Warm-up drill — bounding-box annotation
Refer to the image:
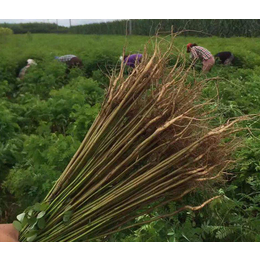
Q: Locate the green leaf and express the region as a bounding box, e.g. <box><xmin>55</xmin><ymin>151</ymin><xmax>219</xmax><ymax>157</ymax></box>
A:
<box><xmin>27</xmin><ymin>234</ymin><xmax>37</xmax><ymax>242</ymax></box>
<box><xmin>40</xmin><ymin>202</ymin><xmax>49</xmax><ymax>211</ymax></box>
<box><xmin>29</xmin><ymin>220</ymin><xmax>38</xmax><ymax>229</ymax></box>
<box><xmin>37</xmin><ymin>211</ymin><xmax>46</xmax><ymax>219</ymax></box>
<box><xmin>13</xmin><ymin>220</ymin><xmax>22</xmax><ymax>231</ymax></box>
<box><xmin>33</xmin><ymin>203</ymin><xmax>41</xmax><ymax>212</ymax></box>
<box><xmin>24</xmin><ymin>230</ymin><xmax>38</xmax><ymax>238</ymax></box>
<box><xmin>27</xmin><ymin>216</ymin><xmax>37</xmax><ymax>226</ymax></box>
<box><xmin>17</xmin><ymin>213</ymin><xmax>25</xmax><ymax>222</ymax></box>
<box><xmin>27</xmin><ymin>209</ymin><xmax>33</xmax><ymax>217</ymax></box>
<box><xmin>37</xmin><ymin>218</ymin><xmax>46</xmax><ymax>229</ymax></box>
<box><xmin>21</xmin><ymin>217</ymin><xmax>28</xmax><ymax>227</ymax></box>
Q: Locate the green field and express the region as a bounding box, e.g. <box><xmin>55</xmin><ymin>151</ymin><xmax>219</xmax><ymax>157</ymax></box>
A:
<box><xmin>1</xmin><ymin>34</ymin><xmax>260</xmax><ymax>241</ymax></box>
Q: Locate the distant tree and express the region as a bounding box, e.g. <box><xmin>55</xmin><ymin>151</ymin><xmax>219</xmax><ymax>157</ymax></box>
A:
<box><xmin>0</xmin><ymin>23</ymin><xmax>69</xmax><ymax>34</ymax></box>
<box><xmin>0</xmin><ymin>27</ymin><xmax>13</xmax><ymax>36</ymax></box>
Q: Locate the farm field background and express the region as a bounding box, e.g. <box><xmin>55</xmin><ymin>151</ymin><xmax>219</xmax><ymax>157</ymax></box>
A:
<box><xmin>1</xmin><ymin>34</ymin><xmax>260</xmax><ymax>241</ymax></box>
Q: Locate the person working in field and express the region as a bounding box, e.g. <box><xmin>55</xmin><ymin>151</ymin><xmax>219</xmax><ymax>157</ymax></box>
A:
<box><xmin>18</xmin><ymin>59</ymin><xmax>37</xmax><ymax>80</ymax></box>
<box><xmin>214</xmin><ymin>51</ymin><xmax>234</xmax><ymax>65</ymax></box>
<box><xmin>55</xmin><ymin>55</ymin><xmax>83</xmax><ymax>69</ymax></box>
<box><xmin>187</xmin><ymin>43</ymin><xmax>215</xmax><ymax>73</ymax></box>
<box><xmin>120</xmin><ymin>54</ymin><xmax>143</xmax><ymax>68</ymax></box>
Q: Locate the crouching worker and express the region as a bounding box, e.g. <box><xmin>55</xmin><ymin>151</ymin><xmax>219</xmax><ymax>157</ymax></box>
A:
<box><xmin>120</xmin><ymin>54</ymin><xmax>142</xmax><ymax>68</ymax></box>
<box><xmin>18</xmin><ymin>59</ymin><xmax>37</xmax><ymax>80</ymax></box>
<box><xmin>215</xmin><ymin>52</ymin><xmax>234</xmax><ymax>65</ymax></box>
<box><xmin>187</xmin><ymin>43</ymin><xmax>215</xmax><ymax>73</ymax></box>
<box><xmin>55</xmin><ymin>55</ymin><xmax>83</xmax><ymax>69</ymax></box>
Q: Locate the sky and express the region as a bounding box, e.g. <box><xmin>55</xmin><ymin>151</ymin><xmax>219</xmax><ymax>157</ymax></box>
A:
<box><xmin>0</xmin><ymin>19</ymin><xmax>118</xmax><ymax>27</ymax></box>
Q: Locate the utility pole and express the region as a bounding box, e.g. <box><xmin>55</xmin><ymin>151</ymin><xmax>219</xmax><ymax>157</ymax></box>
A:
<box><xmin>56</xmin><ymin>19</ymin><xmax>58</xmax><ymax>30</ymax></box>
<box><xmin>69</xmin><ymin>19</ymin><xmax>72</xmax><ymax>27</ymax></box>
<box><xmin>129</xmin><ymin>19</ymin><xmax>132</xmax><ymax>35</ymax></box>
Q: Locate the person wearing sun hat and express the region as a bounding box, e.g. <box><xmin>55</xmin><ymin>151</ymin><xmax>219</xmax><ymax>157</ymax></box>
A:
<box><xmin>120</xmin><ymin>53</ymin><xmax>143</xmax><ymax>68</ymax></box>
<box><xmin>55</xmin><ymin>54</ymin><xmax>83</xmax><ymax>69</ymax></box>
<box><xmin>18</xmin><ymin>59</ymin><xmax>37</xmax><ymax>80</ymax></box>
<box><xmin>187</xmin><ymin>43</ymin><xmax>215</xmax><ymax>73</ymax></box>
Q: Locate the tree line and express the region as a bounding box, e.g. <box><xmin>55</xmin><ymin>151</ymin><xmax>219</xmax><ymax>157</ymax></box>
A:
<box><xmin>1</xmin><ymin>20</ymin><xmax>260</xmax><ymax>37</ymax></box>
<box><xmin>0</xmin><ymin>23</ymin><xmax>69</xmax><ymax>34</ymax></box>
<box><xmin>70</xmin><ymin>19</ymin><xmax>260</xmax><ymax>37</ymax></box>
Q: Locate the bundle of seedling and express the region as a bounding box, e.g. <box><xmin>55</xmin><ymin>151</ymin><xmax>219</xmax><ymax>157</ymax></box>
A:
<box><xmin>14</xmin><ymin>36</ymin><xmax>245</xmax><ymax>242</ymax></box>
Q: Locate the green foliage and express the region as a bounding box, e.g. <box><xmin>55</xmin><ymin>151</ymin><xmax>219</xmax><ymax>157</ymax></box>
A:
<box><xmin>0</xmin><ymin>80</ymin><xmax>9</xmax><ymax>97</ymax></box>
<box><xmin>111</xmin><ymin>182</ymin><xmax>260</xmax><ymax>242</ymax></box>
<box><xmin>12</xmin><ymin>201</ymin><xmax>50</xmax><ymax>241</ymax></box>
<box><xmin>0</xmin><ymin>101</ymin><xmax>19</xmax><ymax>143</ymax></box>
<box><xmin>3</xmin><ymin>134</ymin><xmax>81</xmax><ymax>208</ymax></box>
<box><xmin>0</xmin><ymin>27</ymin><xmax>13</xmax><ymax>35</ymax></box>
<box><xmin>0</xmin><ymin>23</ymin><xmax>68</xmax><ymax>34</ymax></box>
<box><xmin>92</xmin><ymin>70</ymin><xmax>109</xmax><ymax>87</ymax></box>
<box><xmin>0</xmin><ymin>35</ymin><xmax>110</xmax><ymax>214</ymax></box>
<box><xmin>18</xmin><ymin>60</ymin><xmax>67</xmax><ymax>99</ymax></box>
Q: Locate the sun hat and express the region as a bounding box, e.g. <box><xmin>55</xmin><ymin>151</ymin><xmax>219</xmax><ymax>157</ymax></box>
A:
<box><xmin>27</xmin><ymin>59</ymin><xmax>37</xmax><ymax>65</ymax></box>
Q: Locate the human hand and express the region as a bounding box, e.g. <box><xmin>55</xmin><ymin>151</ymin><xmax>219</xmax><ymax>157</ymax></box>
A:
<box><xmin>0</xmin><ymin>224</ymin><xmax>19</xmax><ymax>242</ymax></box>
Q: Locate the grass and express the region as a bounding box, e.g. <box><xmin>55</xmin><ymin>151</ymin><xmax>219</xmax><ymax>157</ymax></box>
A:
<box><xmin>1</xmin><ymin>34</ymin><xmax>260</xmax><ymax>67</ymax></box>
